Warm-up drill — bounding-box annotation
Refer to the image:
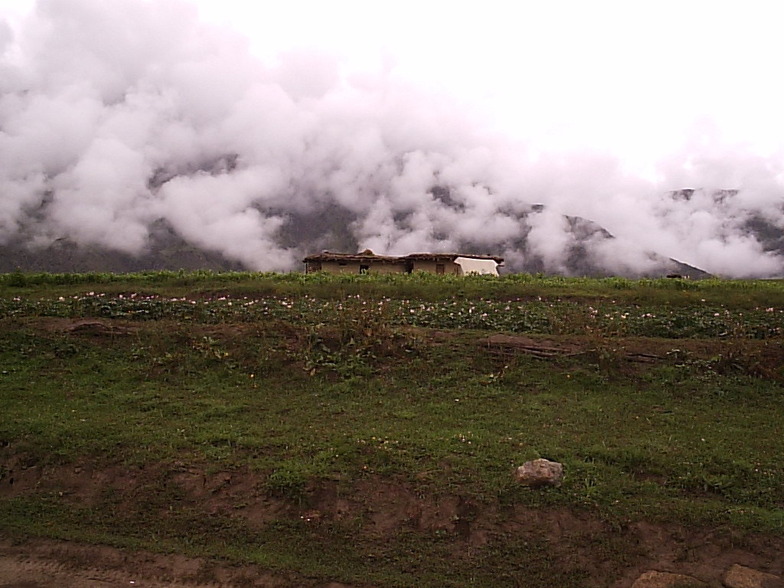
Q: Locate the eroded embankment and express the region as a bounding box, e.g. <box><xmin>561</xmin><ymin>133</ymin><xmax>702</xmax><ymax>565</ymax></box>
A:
<box><xmin>1</xmin><ymin>458</ymin><xmax>783</xmax><ymax>588</ymax></box>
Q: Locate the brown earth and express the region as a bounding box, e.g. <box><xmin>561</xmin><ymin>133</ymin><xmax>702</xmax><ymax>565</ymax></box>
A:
<box><xmin>2</xmin><ymin>459</ymin><xmax>783</xmax><ymax>587</ymax></box>
<box><xmin>0</xmin><ymin>538</ymin><xmax>306</xmax><ymax>587</ymax></box>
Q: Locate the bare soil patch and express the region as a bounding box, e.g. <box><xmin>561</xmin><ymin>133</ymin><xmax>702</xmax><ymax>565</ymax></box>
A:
<box><xmin>2</xmin><ymin>460</ymin><xmax>783</xmax><ymax>587</ymax></box>
<box><xmin>0</xmin><ymin>538</ymin><xmax>309</xmax><ymax>588</ymax></box>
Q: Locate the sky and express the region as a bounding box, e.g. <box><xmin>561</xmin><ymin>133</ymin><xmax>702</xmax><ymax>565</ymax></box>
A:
<box><xmin>141</xmin><ymin>1</ymin><xmax>784</xmax><ymax>165</ymax></box>
<box><xmin>1</xmin><ymin>0</ymin><xmax>784</xmax><ymax>276</ymax></box>
<box><xmin>175</xmin><ymin>0</ymin><xmax>784</xmax><ymax>170</ymax></box>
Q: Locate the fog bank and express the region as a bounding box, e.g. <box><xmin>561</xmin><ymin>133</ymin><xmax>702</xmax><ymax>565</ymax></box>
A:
<box><xmin>2</xmin><ymin>0</ymin><xmax>783</xmax><ymax>277</ymax></box>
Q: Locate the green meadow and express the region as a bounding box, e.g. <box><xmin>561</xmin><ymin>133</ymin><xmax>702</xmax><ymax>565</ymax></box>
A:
<box><xmin>1</xmin><ymin>271</ymin><xmax>783</xmax><ymax>587</ymax></box>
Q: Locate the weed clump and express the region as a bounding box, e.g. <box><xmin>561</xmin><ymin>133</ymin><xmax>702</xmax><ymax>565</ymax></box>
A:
<box><xmin>302</xmin><ymin>297</ymin><xmax>417</xmax><ymax>379</ymax></box>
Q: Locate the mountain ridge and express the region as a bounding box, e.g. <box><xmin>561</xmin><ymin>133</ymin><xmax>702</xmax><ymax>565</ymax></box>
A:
<box><xmin>0</xmin><ymin>204</ymin><xmax>712</xmax><ymax>278</ymax></box>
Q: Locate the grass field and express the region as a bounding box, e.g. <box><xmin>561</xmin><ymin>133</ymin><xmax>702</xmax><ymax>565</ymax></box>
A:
<box><xmin>1</xmin><ymin>271</ymin><xmax>783</xmax><ymax>587</ymax></box>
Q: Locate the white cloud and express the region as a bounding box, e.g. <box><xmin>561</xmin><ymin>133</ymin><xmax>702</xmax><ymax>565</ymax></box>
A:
<box><xmin>1</xmin><ymin>0</ymin><xmax>783</xmax><ymax>276</ymax></box>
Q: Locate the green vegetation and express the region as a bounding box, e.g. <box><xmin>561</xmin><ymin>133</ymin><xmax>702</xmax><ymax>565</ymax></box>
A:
<box><xmin>1</xmin><ymin>270</ymin><xmax>783</xmax><ymax>586</ymax></box>
<box><xmin>3</xmin><ymin>268</ymin><xmax>784</xmax><ymax>306</ymax></box>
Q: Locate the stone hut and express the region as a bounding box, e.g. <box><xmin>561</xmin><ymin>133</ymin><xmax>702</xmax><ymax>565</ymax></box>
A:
<box><xmin>303</xmin><ymin>250</ymin><xmax>504</xmax><ymax>276</ymax></box>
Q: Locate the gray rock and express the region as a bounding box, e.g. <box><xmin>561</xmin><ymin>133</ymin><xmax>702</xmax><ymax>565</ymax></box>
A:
<box><xmin>631</xmin><ymin>570</ymin><xmax>706</xmax><ymax>587</ymax></box>
<box><xmin>514</xmin><ymin>458</ymin><xmax>564</xmax><ymax>488</ymax></box>
<box><xmin>723</xmin><ymin>564</ymin><xmax>782</xmax><ymax>588</ymax></box>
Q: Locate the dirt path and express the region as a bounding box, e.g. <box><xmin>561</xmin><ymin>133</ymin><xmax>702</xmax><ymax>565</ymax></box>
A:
<box><xmin>0</xmin><ymin>555</ymin><xmax>171</xmax><ymax>587</ymax></box>
<box><xmin>0</xmin><ymin>551</ymin><xmax>221</xmax><ymax>587</ymax></box>
<box><xmin>0</xmin><ymin>539</ymin><xmax>309</xmax><ymax>588</ymax></box>
<box><xmin>0</xmin><ymin>560</ymin><xmax>212</xmax><ymax>587</ymax></box>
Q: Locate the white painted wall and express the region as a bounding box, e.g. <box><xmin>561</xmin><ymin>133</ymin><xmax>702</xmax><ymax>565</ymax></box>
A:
<box><xmin>454</xmin><ymin>257</ymin><xmax>499</xmax><ymax>276</ymax></box>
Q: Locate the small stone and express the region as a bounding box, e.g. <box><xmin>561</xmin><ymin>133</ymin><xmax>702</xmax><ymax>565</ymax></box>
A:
<box><xmin>514</xmin><ymin>458</ymin><xmax>564</xmax><ymax>487</ymax></box>
<box><xmin>631</xmin><ymin>570</ymin><xmax>706</xmax><ymax>588</ymax></box>
<box><xmin>723</xmin><ymin>564</ymin><xmax>782</xmax><ymax>588</ymax></box>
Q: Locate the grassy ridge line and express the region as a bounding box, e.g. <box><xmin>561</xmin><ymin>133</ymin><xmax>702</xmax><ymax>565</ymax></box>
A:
<box><xmin>3</xmin><ymin>269</ymin><xmax>784</xmax><ymax>307</ymax></box>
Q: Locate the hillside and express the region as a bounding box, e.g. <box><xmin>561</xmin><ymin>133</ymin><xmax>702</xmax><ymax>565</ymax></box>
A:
<box><xmin>1</xmin><ymin>272</ymin><xmax>783</xmax><ymax>587</ymax></box>
<box><xmin>0</xmin><ymin>203</ymin><xmax>712</xmax><ymax>278</ymax></box>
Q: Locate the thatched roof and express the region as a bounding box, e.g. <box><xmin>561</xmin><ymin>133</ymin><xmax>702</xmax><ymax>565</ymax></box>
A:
<box><xmin>303</xmin><ymin>250</ymin><xmax>504</xmax><ymax>264</ymax></box>
<box><xmin>406</xmin><ymin>253</ymin><xmax>505</xmax><ymax>264</ymax></box>
<box><xmin>302</xmin><ymin>250</ymin><xmax>403</xmax><ymax>263</ymax></box>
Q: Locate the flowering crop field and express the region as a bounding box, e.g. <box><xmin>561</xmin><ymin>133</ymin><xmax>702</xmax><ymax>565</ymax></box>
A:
<box><xmin>2</xmin><ymin>290</ymin><xmax>783</xmax><ymax>339</ymax></box>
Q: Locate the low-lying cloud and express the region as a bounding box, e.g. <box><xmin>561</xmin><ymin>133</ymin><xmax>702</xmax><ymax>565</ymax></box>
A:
<box><xmin>2</xmin><ymin>0</ymin><xmax>784</xmax><ymax>277</ymax></box>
